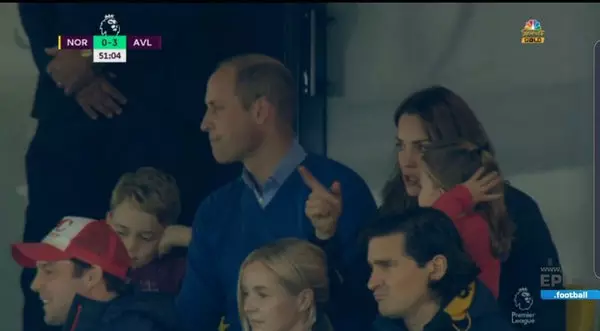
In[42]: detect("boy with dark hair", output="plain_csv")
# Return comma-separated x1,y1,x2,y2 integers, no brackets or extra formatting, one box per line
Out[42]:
366,208,513,331
12,217,180,331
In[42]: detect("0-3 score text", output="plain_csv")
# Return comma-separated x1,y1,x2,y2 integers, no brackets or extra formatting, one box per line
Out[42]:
101,38,119,47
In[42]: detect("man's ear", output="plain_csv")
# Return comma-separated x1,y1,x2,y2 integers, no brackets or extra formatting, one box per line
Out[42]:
295,288,314,313
83,265,105,290
105,211,112,222
427,254,448,282
250,96,273,125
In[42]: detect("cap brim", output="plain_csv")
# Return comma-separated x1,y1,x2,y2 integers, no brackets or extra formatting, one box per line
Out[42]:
11,243,70,268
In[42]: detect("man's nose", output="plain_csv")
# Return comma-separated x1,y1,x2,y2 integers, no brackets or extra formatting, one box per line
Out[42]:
30,272,42,293
200,113,211,132
367,272,380,291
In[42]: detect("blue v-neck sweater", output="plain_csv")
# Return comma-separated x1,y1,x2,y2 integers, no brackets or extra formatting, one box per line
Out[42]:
176,153,378,331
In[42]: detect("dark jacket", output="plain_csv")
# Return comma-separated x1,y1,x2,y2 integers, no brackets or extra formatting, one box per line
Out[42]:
63,292,180,331
372,281,513,331
499,185,565,331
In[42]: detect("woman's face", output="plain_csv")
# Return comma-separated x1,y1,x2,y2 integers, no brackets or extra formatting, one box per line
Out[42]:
241,262,306,331
396,115,431,196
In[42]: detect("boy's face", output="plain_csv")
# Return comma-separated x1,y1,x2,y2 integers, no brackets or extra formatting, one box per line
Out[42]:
107,199,165,269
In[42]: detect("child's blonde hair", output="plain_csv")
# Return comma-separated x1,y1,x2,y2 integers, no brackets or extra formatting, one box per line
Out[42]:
110,167,181,226
422,140,515,258
237,238,333,331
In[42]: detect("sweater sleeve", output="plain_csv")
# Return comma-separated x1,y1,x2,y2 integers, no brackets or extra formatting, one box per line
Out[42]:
314,175,378,331
433,185,475,221
175,198,225,331
435,186,500,297
18,4,56,75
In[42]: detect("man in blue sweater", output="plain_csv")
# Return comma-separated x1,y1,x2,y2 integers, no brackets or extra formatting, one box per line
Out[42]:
176,54,378,331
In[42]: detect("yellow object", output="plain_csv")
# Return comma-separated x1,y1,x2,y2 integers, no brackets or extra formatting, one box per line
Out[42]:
445,282,475,320
218,317,229,331
565,284,596,331
444,282,475,331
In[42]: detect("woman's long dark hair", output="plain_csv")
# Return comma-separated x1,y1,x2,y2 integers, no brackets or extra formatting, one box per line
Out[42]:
380,86,497,216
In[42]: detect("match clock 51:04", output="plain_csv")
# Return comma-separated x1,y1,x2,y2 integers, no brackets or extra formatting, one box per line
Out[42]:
93,49,127,63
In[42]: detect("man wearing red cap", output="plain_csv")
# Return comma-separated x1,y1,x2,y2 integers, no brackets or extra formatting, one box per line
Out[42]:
12,217,180,331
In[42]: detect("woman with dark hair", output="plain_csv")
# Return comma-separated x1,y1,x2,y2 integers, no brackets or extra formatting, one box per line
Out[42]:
381,86,564,331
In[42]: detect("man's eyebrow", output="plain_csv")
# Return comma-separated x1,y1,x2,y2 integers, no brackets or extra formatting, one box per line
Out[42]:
370,259,395,266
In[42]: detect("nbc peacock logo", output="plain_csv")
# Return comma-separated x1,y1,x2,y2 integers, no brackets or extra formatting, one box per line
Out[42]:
523,19,541,31
521,19,545,44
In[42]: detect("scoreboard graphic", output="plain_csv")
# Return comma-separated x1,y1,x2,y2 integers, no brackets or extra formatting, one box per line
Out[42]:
57,35,161,63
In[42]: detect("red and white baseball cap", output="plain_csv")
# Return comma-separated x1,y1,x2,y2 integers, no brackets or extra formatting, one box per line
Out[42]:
11,217,131,280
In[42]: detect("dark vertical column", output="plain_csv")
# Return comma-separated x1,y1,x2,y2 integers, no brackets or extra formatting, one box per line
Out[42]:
284,4,328,156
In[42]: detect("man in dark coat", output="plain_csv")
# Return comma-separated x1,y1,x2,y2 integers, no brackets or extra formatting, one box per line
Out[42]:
366,208,514,331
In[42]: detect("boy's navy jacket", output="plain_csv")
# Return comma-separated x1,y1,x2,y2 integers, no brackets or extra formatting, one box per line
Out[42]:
63,292,180,331
372,281,514,331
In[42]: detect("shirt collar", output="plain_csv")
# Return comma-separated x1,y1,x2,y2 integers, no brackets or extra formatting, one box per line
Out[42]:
241,139,307,192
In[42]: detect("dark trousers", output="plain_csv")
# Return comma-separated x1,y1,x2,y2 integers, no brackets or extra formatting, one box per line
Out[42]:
21,113,237,331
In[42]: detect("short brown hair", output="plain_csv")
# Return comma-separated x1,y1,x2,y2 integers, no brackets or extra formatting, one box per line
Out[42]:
110,167,181,226
219,54,296,124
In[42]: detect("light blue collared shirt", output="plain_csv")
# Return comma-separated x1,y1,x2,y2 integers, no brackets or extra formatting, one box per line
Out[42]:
241,140,307,208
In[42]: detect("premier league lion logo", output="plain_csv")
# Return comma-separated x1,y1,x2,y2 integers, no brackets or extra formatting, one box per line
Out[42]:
99,14,121,36
513,287,534,311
